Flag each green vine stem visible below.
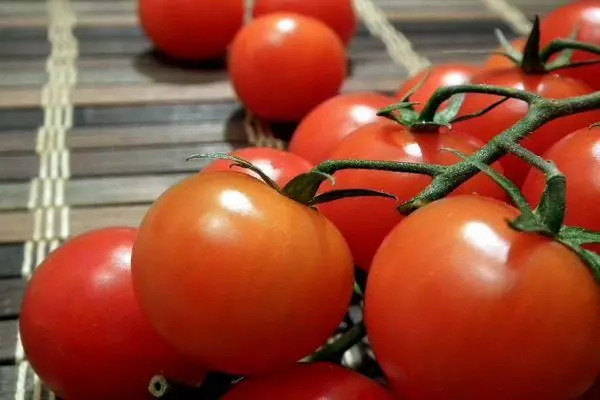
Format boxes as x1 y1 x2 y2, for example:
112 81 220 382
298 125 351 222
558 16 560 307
540 38 600 64
307 322 366 363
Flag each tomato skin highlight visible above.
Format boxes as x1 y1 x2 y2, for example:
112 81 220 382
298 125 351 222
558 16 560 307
522 127 600 254
132 171 354 375
19 228 205 400
221 362 395 399
252 0 357 45
202 147 313 186
365 196 600 400
228 13 348 122
289 92 393 165
139 0 244 61
317 119 507 271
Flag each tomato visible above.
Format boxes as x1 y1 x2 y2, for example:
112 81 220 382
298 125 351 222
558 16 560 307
540 1 600 89
139 0 244 61
580 378 600 400
288 92 393 165
221 362 395 399
252 0 357 45
395 63 480 110
228 13 347 122
485 37 526 71
202 147 313 186
131 171 354 375
522 126 600 253
365 195 600 400
19 228 205 400
317 119 507 271
455 67 600 186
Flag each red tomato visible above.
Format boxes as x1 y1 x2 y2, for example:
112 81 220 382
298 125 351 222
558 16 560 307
365 195 600 400
522 126 600 253
221 362 395 399
540 1 600 89
139 0 244 60
579 378 600 400
317 119 507 271
395 63 480 110
288 92 393 165
132 171 354 375
484 37 526 71
455 67 600 186
253 0 357 45
202 147 313 186
19 228 205 400
228 13 348 122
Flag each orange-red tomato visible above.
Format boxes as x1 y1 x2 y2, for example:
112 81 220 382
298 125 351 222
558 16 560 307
253 0 357 45
228 13 347 122
139 0 244 60
288 92 393 165
132 171 354 375
485 37 526 71
202 147 313 186
317 119 507 271
221 363 395 399
522 126 600 253
579 378 600 400
365 195 600 400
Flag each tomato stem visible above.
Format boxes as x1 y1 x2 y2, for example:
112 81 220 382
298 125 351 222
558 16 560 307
314 159 445 177
540 39 600 64
307 322 366 363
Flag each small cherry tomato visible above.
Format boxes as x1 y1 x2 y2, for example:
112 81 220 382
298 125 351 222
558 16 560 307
19 228 205 400
253 0 357 45
202 147 313 187
365 195 600 400
522 126 600 253
221 362 395 399
288 92 393 165
132 172 354 375
139 0 244 60
317 119 507 271
228 13 348 122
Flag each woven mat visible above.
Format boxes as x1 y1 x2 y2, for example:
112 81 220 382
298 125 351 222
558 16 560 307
0 0 567 398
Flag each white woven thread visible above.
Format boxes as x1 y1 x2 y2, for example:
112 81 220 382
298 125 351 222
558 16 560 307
479 0 532 35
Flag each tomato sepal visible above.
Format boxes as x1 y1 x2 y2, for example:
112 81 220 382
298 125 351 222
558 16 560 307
307 189 397 207
307 322 366 363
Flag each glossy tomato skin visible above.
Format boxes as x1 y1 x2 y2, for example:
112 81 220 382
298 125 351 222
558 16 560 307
132 171 354 375
455 67 600 186
365 195 600 400
228 13 347 122
288 92 393 165
19 228 205 400
202 147 313 186
139 0 244 60
253 0 357 45
317 120 507 271
522 127 600 253
395 63 479 110
221 362 395 399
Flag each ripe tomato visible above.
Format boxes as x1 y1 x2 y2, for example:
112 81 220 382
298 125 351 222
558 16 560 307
202 147 313 186
19 228 205 400
540 1 600 89
221 362 395 399
455 67 600 186
288 92 393 165
132 171 354 375
522 126 600 253
317 119 507 271
365 195 600 400
139 0 244 60
580 378 600 400
228 13 347 122
395 63 480 110
252 0 357 45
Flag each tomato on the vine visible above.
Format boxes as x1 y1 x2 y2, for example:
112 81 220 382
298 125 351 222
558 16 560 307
132 171 354 375
522 126 600 253
139 0 244 60
485 37 526 70
221 362 395 399
365 195 600 400
19 228 205 400
228 13 347 122
203 147 313 186
288 92 393 165
252 0 357 45
317 119 507 271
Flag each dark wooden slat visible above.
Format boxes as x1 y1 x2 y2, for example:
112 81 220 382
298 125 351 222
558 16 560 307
0 279 25 319
0 183 28 211
70 205 150 236
0 244 24 279
0 109 43 130
0 154 38 181
0 130 35 153
0 321 17 363
0 212 32 243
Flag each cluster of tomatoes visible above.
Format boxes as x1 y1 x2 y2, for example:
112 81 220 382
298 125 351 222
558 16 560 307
16 0 600 399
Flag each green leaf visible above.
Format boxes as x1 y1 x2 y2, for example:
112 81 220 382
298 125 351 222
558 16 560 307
308 189 398 206
282 171 334 204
